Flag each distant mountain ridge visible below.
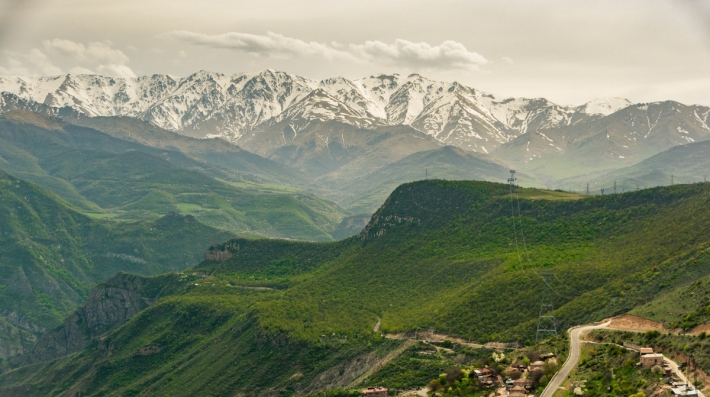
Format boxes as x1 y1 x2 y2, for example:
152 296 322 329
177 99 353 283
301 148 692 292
0 70 634 154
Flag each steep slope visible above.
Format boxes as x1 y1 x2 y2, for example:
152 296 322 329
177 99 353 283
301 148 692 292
0 111 348 241
4 181 710 396
0 170 235 360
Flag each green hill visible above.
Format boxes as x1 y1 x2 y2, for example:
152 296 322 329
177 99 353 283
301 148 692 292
3 180 710 396
0 111 349 241
0 170 236 362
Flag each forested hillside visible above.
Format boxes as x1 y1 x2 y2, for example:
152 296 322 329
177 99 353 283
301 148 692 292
3 180 710 396
0 170 235 361
0 111 348 241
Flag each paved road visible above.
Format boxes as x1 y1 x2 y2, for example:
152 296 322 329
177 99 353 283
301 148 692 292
540 321 611 397
541 321 705 397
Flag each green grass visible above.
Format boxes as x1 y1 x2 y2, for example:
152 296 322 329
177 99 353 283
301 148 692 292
513 189 586 200
630 275 710 330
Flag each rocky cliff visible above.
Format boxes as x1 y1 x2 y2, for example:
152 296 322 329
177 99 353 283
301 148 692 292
10 272 169 366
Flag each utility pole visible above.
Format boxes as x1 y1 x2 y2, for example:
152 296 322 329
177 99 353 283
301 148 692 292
671 174 674 186
426 168 428 180
614 181 617 195
705 175 707 183
586 182 589 195
536 271 558 343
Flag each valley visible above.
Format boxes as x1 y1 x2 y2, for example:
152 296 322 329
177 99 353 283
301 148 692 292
2 179 710 396
1 70 710 397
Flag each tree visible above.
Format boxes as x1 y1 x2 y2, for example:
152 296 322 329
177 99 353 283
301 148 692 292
530 369 545 388
428 379 443 396
543 361 559 376
505 368 522 380
445 368 463 384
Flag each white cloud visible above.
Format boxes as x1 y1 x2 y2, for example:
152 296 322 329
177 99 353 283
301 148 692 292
42 39 135 77
163 30 355 61
350 39 488 71
69 66 95 74
164 30 487 71
0 49 62 76
502 56 514 64
43 39 130 65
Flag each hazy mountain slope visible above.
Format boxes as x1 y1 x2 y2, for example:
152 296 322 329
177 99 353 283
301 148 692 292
493 101 710 182
336 146 523 213
242 118 443 184
0 111 349 240
4 181 710 396
0 170 235 360
68 116 312 186
579 140 710 192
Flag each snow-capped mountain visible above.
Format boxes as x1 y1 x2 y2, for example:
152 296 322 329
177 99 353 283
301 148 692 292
0 70 635 154
495 101 710 170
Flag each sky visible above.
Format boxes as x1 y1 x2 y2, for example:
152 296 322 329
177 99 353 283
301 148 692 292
0 0 708 106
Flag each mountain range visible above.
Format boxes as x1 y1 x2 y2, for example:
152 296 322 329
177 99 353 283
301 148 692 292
0 70 632 153
2 70 709 198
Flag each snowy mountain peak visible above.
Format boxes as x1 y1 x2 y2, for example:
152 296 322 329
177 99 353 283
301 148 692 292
577 97 632 115
0 70 653 153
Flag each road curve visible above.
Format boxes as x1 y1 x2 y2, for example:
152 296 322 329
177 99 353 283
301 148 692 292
540 321 611 397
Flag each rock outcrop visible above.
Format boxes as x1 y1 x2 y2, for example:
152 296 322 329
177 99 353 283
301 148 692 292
13 273 157 365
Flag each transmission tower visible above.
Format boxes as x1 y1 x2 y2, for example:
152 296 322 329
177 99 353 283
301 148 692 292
536 271 558 342
508 170 517 187
586 182 589 195
614 181 617 194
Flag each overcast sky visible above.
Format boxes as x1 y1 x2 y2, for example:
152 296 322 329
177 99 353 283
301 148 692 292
0 0 708 106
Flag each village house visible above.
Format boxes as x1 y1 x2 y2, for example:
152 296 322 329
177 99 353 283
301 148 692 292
671 385 699 396
529 360 545 372
640 353 664 367
540 353 555 360
639 347 654 355
362 387 388 397
508 385 527 397
512 363 528 371
513 378 533 389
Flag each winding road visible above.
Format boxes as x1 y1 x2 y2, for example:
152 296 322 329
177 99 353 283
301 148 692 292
541 320 704 397
540 321 612 397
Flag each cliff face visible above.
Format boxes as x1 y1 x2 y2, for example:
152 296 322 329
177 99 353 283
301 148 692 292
14 273 156 365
